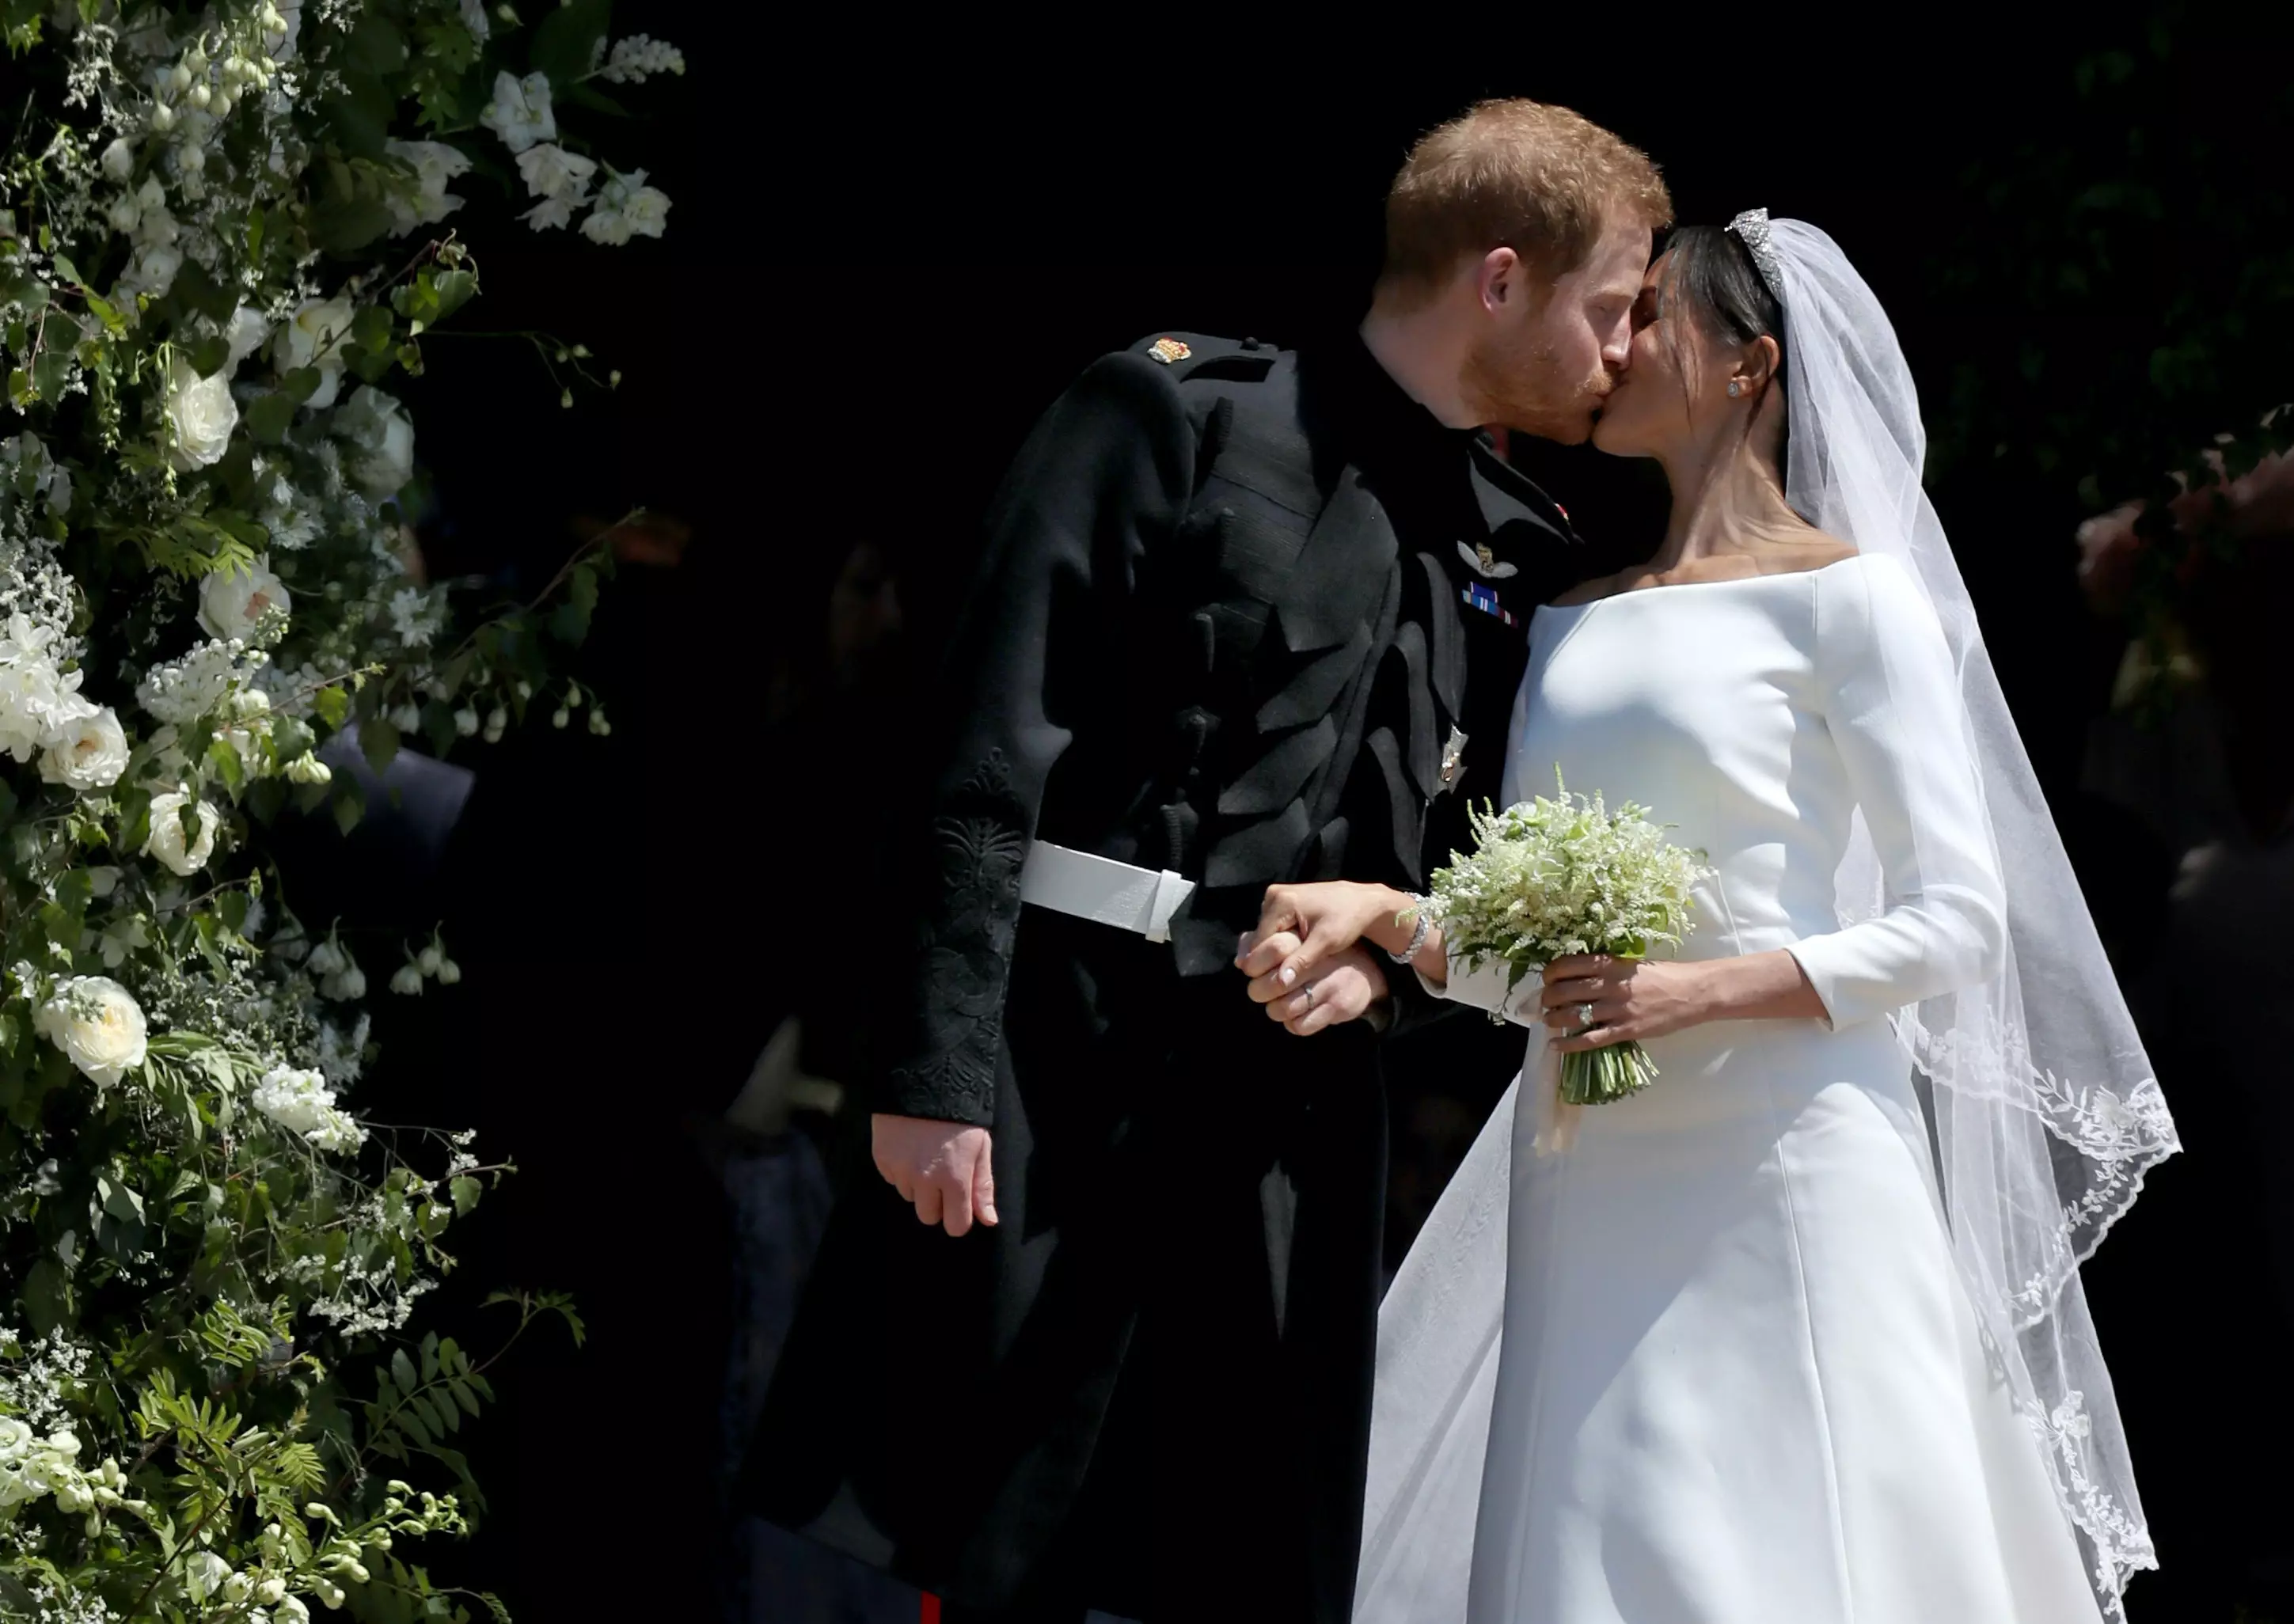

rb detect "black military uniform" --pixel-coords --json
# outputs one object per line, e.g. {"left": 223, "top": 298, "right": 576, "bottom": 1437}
{"left": 743, "top": 329, "right": 1582, "bottom": 1622}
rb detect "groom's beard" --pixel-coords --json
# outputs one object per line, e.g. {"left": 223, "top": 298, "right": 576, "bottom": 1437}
{"left": 1462, "top": 326, "right": 1611, "bottom": 444}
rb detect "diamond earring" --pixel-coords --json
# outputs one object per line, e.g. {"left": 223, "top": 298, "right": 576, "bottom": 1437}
{"left": 1727, "top": 381, "right": 1742, "bottom": 398}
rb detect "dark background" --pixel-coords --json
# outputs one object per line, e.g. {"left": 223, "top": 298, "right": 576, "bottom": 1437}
{"left": 334, "top": 9, "right": 2294, "bottom": 1619}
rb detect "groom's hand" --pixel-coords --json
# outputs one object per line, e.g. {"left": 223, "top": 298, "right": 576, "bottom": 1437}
{"left": 871, "top": 1114, "right": 998, "bottom": 1237}
{"left": 1244, "top": 931, "right": 1392, "bottom": 1035}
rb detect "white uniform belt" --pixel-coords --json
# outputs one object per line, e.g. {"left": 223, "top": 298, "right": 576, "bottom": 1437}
{"left": 1018, "top": 841, "right": 1195, "bottom": 945}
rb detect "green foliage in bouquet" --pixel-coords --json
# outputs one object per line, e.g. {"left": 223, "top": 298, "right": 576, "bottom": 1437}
{"left": 0, "top": 1, "right": 681, "bottom": 1617}
{"left": 1426, "top": 769, "right": 1709, "bottom": 1106}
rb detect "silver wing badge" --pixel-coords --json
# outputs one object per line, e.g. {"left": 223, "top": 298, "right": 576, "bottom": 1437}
{"left": 1438, "top": 725, "right": 1468, "bottom": 795}
{"left": 1459, "top": 541, "right": 1518, "bottom": 579}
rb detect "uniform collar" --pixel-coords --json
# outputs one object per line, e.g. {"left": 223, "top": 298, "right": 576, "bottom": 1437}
{"left": 1303, "top": 329, "right": 1481, "bottom": 469}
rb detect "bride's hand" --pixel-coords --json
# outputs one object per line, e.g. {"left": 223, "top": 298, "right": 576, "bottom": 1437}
{"left": 1539, "top": 956, "right": 1715, "bottom": 1052}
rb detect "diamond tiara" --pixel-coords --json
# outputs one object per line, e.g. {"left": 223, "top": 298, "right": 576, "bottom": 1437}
{"left": 1726, "top": 208, "right": 1787, "bottom": 305}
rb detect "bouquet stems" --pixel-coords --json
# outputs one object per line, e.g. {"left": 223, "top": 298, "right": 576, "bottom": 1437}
{"left": 1559, "top": 1040, "right": 1658, "bottom": 1106}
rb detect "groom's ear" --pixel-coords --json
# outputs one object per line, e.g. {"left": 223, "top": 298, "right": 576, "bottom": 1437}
{"left": 1477, "top": 246, "right": 1525, "bottom": 314}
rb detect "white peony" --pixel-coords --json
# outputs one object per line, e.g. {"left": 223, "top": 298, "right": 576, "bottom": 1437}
{"left": 38, "top": 698, "right": 128, "bottom": 791}
{"left": 163, "top": 355, "right": 237, "bottom": 471}
{"left": 332, "top": 386, "right": 415, "bottom": 498}
{"left": 33, "top": 976, "right": 149, "bottom": 1088}
{"left": 143, "top": 787, "right": 220, "bottom": 876}
{"left": 252, "top": 1065, "right": 365, "bottom": 1152}
{"left": 382, "top": 138, "right": 472, "bottom": 235}
{"left": 272, "top": 296, "right": 354, "bottom": 410}
{"left": 478, "top": 70, "right": 555, "bottom": 154}
{"left": 198, "top": 552, "right": 290, "bottom": 641}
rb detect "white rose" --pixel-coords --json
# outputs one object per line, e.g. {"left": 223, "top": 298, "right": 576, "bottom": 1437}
{"left": 163, "top": 355, "right": 237, "bottom": 472}
{"left": 251, "top": 1064, "right": 365, "bottom": 1152}
{"left": 477, "top": 70, "right": 555, "bottom": 154}
{"left": 272, "top": 296, "right": 354, "bottom": 410}
{"left": 0, "top": 1418, "right": 33, "bottom": 1459}
{"left": 0, "top": 654, "right": 63, "bottom": 764}
{"left": 143, "top": 787, "right": 220, "bottom": 876}
{"left": 514, "top": 142, "right": 594, "bottom": 203}
{"left": 39, "top": 699, "right": 129, "bottom": 791}
{"left": 382, "top": 138, "right": 472, "bottom": 235}
{"left": 198, "top": 552, "right": 290, "bottom": 641}
{"left": 332, "top": 386, "right": 415, "bottom": 498}
{"left": 33, "top": 976, "right": 149, "bottom": 1088}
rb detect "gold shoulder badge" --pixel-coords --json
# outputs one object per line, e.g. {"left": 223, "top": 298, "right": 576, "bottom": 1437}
{"left": 1147, "top": 336, "right": 1192, "bottom": 365}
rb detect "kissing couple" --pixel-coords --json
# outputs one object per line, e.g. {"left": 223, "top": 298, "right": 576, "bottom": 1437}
{"left": 743, "top": 99, "right": 2174, "bottom": 1624}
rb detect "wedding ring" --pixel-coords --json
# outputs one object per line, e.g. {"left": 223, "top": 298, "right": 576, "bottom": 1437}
{"left": 1575, "top": 1002, "right": 1597, "bottom": 1030}
{"left": 1301, "top": 982, "right": 1319, "bottom": 1011}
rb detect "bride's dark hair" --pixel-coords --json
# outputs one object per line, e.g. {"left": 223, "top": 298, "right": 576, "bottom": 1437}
{"left": 1660, "top": 224, "right": 1789, "bottom": 485}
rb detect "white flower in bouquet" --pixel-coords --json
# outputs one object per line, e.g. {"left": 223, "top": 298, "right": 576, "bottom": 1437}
{"left": 138, "top": 638, "right": 260, "bottom": 724}
{"left": 272, "top": 295, "right": 354, "bottom": 409}
{"left": 578, "top": 168, "right": 670, "bottom": 245}
{"left": 598, "top": 35, "right": 685, "bottom": 84}
{"left": 163, "top": 355, "right": 238, "bottom": 472}
{"left": 1425, "top": 768, "right": 1710, "bottom": 1109}
{"left": 332, "top": 386, "right": 415, "bottom": 498}
{"left": 478, "top": 70, "right": 555, "bottom": 154}
{"left": 142, "top": 787, "right": 219, "bottom": 876}
{"left": 251, "top": 1065, "right": 364, "bottom": 1152}
{"left": 197, "top": 553, "right": 290, "bottom": 641}
{"left": 223, "top": 303, "right": 272, "bottom": 367}
{"left": 33, "top": 976, "right": 149, "bottom": 1089}
{"left": 381, "top": 139, "right": 470, "bottom": 235}
{"left": 100, "top": 137, "right": 136, "bottom": 182}
{"left": 457, "top": 0, "right": 490, "bottom": 37}
{"left": 183, "top": 1550, "right": 231, "bottom": 1603}
{"left": 0, "top": 636, "right": 65, "bottom": 764}
{"left": 0, "top": 1421, "right": 83, "bottom": 1511}
{"left": 515, "top": 142, "right": 595, "bottom": 231}
{"left": 38, "top": 698, "right": 128, "bottom": 791}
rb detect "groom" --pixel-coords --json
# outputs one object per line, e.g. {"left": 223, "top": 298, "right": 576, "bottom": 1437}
{"left": 742, "top": 101, "right": 1669, "bottom": 1623}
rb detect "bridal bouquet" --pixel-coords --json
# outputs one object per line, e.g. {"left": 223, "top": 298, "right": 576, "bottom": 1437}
{"left": 1422, "top": 770, "right": 1709, "bottom": 1106}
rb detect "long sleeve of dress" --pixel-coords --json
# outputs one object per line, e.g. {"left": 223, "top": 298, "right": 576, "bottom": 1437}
{"left": 1786, "top": 556, "right": 2007, "bottom": 1031}
{"left": 874, "top": 353, "right": 1197, "bottom": 1125}
{"left": 1414, "top": 947, "right": 1544, "bottom": 1027}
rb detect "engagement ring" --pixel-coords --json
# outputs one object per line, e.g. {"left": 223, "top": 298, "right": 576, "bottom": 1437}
{"left": 1576, "top": 1003, "right": 1597, "bottom": 1030}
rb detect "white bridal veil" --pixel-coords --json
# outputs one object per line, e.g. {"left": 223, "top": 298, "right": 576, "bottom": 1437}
{"left": 1354, "top": 216, "right": 2178, "bottom": 1623}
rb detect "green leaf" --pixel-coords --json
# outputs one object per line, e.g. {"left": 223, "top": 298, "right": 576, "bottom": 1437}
{"left": 245, "top": 390, "right": 299, "bottom": 446}
{"left": 47, "top": 252, "right": 81, "bottom": 288}
{"left": 531, "top": 0, "right": 611, "bottom": 85}
{"left": 448, "top": 1176, "right": 480, "bottom": 1216}
{"left": 246, "top": 205, "right": 265, "bottom": 260}
{"left": 447, "top": 1377, "right": 481, "bottom": 1419}
{"left": 352, "top": 302, "right": 394, "bottom": 355}
{"left": 362, "top": 717, "right": 401, "bottom": 775}
{"left": 391, "top": 1346, "right": 419, "bottom": 1394}
{"left": 332, "top": 775, "right": 367, "bottom": 836}
{"left": 310, "top": 195, "right": 394, "bottom": 255}
{"left": 314, "top": 684, "right": 351, "bottom": 729}
{"left": 430, "top": 268, "right": 477, "bottom": 322}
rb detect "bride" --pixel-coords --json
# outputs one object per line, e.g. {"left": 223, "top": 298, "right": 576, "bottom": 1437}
{"left": 1240, "top": 214, "right": 2176, "bottom": 1623}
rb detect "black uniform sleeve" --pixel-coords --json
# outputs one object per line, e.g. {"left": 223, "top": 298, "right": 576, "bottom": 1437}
{"left": 873, "top": 352, "right": 1198, "bottom": 1125}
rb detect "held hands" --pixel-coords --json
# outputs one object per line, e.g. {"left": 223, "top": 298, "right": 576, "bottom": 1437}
{"left": 1537, "top": 955, "right": 1715, "bottom": 1052}
{"left": 1235, "top": 881, "right": 1415, "bottom": 992}
{"left": 1241, "top": 929, "right": 1392, "bottom": 1035}
{"left": 871, "top": 1114, "right": 998, "bottom": 1237}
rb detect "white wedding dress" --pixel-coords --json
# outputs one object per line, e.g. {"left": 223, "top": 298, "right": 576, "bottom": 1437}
{"left": 1353, "top": 553, "right": 2106, "bottom": 1624}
